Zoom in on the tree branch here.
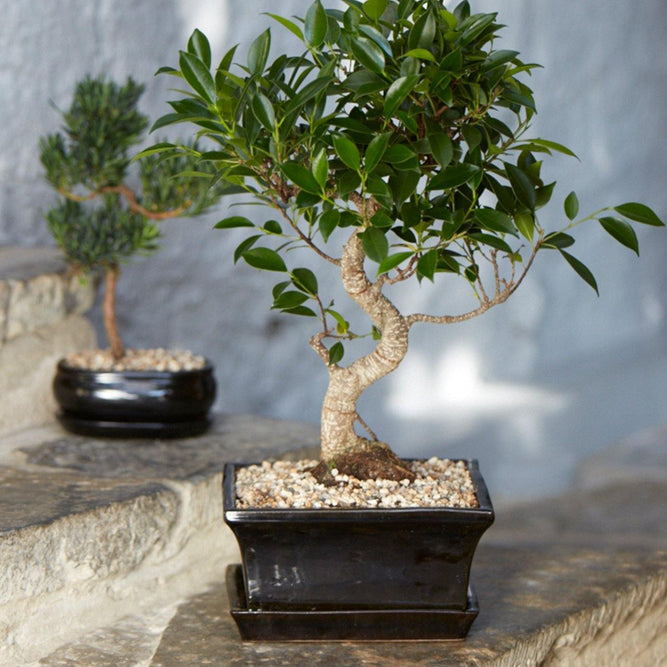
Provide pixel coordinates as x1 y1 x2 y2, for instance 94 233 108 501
59 184 190 220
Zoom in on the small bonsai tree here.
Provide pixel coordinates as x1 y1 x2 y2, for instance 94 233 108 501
147 0 663 481
40 75 220 361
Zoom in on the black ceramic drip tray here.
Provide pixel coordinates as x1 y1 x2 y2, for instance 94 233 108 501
226 565 479 641
57 412 211 439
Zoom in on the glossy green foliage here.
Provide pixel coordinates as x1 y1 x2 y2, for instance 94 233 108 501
149 0 663 315
40 75 221 273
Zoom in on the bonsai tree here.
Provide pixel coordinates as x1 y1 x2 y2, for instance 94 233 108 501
40 75 220 361
146 0 663 481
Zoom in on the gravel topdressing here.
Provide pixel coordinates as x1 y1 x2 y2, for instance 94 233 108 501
63 348 207 372
234 458 480 510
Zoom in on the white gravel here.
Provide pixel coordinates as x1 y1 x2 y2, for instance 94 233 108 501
63 348 207 372
234 458 480 509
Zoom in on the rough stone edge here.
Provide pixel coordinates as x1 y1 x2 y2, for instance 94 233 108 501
0 315 96 437
492 568 666 666
0 473 236 666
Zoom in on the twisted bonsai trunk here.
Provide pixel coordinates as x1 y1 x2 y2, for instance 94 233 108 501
103 264 125 361
312 232 415 483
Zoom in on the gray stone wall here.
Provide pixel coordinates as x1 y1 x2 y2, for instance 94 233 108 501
0 1 665 500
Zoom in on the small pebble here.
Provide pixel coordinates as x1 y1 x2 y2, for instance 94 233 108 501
63 348 206 372
234 458 480 510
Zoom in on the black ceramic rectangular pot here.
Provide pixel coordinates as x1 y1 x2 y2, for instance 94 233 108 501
223 459 494 640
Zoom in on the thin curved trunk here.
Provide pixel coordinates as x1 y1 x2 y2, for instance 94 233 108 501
318 232 413 480
103 265 125 360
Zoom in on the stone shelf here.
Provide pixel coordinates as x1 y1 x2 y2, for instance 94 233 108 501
0 417 664 665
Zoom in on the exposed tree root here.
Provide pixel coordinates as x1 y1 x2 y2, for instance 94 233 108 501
310 444 416 485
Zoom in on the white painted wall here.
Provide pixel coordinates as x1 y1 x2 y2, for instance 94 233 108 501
1 1 665 502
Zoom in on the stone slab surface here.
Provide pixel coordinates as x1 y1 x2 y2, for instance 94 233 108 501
147 546 666 667
0 415 319 666
0 416 663 666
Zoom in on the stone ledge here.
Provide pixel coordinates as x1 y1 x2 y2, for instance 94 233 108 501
0 315 96 436
0 246 95 345
0 415 319 665
0 417 663 665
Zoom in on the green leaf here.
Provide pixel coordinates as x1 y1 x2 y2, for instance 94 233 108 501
599 217 639 255
263 220 282 234
272 281 290 300
350 36 386 74
265 13 304 41
188 29 212 68
214 216 255 229
242 247 287 272
327 309 349 335
526 138 578 159
363 0 388 20
408 10 436 49
273 291 309 309
505 163 536 211
564 191 579 221
389 170 420 204
365 133 391 173
305 0 328 47
328 341 344 366
474 209 518 236
360 227 389 262
282 305 318 317
179 51 215 104
440 48 463 72
251 93 275 130
514 212 535 241
370 211 394 228
614 203 664 226
333 135 361 171
384 144 418 166
281 161 321 193
319 209 340 241
312 149 329 188
559 250 598 295
291 267 318 294
417 249 438 281
384 75 419 117
482 49 519 72
428 164 479 190
543 232 575 249
469 233 513 254
233 235 261 263
248 29 271 75
428 132 454 169
402 48 436 62
377 251 413 275
285 76 332 116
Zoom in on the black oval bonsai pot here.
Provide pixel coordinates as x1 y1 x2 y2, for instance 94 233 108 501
53 359 216 438
223 459 494 641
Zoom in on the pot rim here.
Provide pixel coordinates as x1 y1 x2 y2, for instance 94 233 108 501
56 356 215 377
223 459 494 523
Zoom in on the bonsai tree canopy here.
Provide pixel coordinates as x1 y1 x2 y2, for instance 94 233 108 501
148 0 664 480
40 75 221 360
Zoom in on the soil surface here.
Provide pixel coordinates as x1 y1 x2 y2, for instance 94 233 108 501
63 348 207 372
234 458 480 509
